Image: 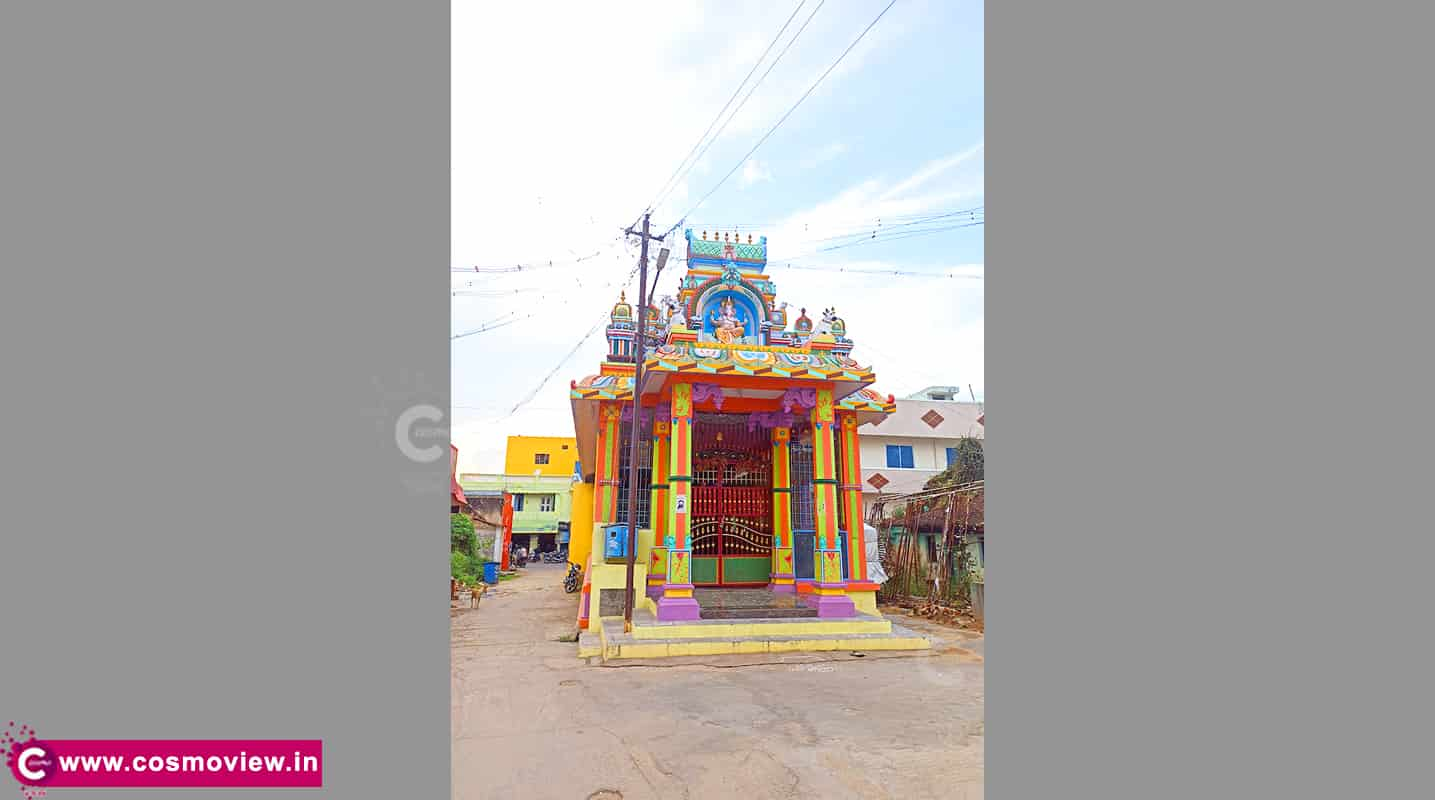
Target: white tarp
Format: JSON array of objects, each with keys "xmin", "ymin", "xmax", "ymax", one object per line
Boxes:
[{"xmin": 865, "ymin": 523, "xmax": 888, "ymax": 584}]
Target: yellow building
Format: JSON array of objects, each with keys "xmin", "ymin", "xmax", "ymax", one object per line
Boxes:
[
  {"xmin": 502, "ymin": 435, "xmax": 579, "ymax": 477},
  {"xmin": 460, "ymin": 435, "xmax": 582, "ymax": 556}
]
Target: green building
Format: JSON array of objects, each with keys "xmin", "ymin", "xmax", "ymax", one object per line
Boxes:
[{"xmin": 458, "ymin": 473, "xmax": 576, "ymax": 555}]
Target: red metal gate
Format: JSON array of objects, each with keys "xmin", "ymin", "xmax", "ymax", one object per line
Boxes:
[{"xmin": 690, "ymin": 417, "xmax": 772, "ymax": 585}]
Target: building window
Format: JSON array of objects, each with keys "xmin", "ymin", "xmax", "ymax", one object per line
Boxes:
[
  {"xmin": 561, "ymin": 444, "xmax": 569, "ymax": 450},
  {"xmin": 946, "ymin": 447, "xmax": 959, "ymax": 467},
  {"xmin": 885, "ymin": 444, "xmax": 915, "ymax": 469},
  {"xmin": 535, "ymin": 453, "xmax": 550, "ymax": 465},
  {"xmin": 539, "ymin": 494, "xmax": 556, "ymax": 513},
  {"xmin": 511, "ymin": 494, "xmax": 524, "ymax": 511}
]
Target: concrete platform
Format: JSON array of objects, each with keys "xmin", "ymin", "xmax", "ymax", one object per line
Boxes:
[{"xmin": 592, "ymin": 612, "xmax": 933, "ymax": 662}]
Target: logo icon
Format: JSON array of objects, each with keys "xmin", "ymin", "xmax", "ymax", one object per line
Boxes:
[{"xmin": 4, "ymin": 722, "xmax": 52, "ymax": 798}]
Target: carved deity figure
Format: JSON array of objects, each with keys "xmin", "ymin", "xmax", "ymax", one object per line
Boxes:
[
  {"xmin": 709, "ymin": 297, "xmax": 745, "ymax": 344},
  {"xmin": 769, "ymin": 300, "xmax": 789, "ymax": 328},
  {"xmin": 659, "ymin": 294, "xmax": 686, "ymax": 331}
]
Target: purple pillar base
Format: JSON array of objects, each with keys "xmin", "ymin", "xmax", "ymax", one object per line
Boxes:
[
  {"xmin": 808, "ymin": 594, "xmax": 857, "ymax": 618},
  {"xmin": 803, "ymin": 583, "xmax": 857, "ymax": 618},
  {"xmin": 656, "ymin": 586, "xmax": 702, "ymax": 621},
  {"xmin": 769, "ymin": 573, "xmax": 797, "ymax": 593},
  {"xmin": 646, "ymin": 582, "xmax": 665, "ymax": 601}
]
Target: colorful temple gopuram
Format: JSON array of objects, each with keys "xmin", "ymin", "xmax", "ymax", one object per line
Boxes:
[{"xmin": 569, "ymin": 230, "xmax": 932, "ymax": 659}]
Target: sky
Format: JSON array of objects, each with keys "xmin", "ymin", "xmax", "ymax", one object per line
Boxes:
[{"xmin": 452, "ymin": 0, "xmax": 983, "ymax": 474}]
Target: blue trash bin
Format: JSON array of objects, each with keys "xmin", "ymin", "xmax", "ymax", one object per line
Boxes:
[{"xmin": 482, "ymin": 561, "xmax": 499, "ymax": 584}]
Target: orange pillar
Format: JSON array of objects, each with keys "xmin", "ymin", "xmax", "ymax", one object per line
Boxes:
[
  {"xmin": 579, "ymin": 401, "xmax": 622, "ymax": 630},
  {"xmin": 656, "ymin": 382, "xmax": 700, "ymax": 620},
  {"xmin": 769, "ymin": 426, "xmax": 796, "ymax": 592},
  {"xmin": 838, "ymin": 411, "xmax": 867, "ymax": 581},
  {"xmin": 807, "ymin": 387, "xmax": 856, "ymax": 617},
  {"xmin": 646, "ymin": 417, "xmax": 671, "ymax": 600},
  {"xmin": 500, "ymin": 491, "xmax": 514, "ymax": 571}
]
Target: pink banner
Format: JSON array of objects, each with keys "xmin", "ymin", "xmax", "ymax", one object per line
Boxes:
[{"xmin": 7, "ymin": 739, "xmax": 322, "ymax": 788}]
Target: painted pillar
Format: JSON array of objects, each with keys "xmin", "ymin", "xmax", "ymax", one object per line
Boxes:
[
  {"xmin": 807, "ymin": 387, "xmax": 856, "ymax": 617},
  {"xmin": 838, "ymin": 412, "xmax": 867, "ymax": 581},
  {"xmin": 656, "ymin": 382, "xmax": 701, "ymax": 620},
  {"xmin": 594, "ymin": 402, "xmax": 622, "ymax": 526},
  {"xmin": 647, "ymin": 417, "xmax": 671, "ymax": 600},
  {"xmin": 500, "ymin": 491, "xmax": 514, "ymax": 572},
  {"xmin": 769, "ymin": 425, "xmax": 796, "ymax": 592},
  {"xmin": 580, "ymin": 401, "xmax": 622, "ymax": 630}
]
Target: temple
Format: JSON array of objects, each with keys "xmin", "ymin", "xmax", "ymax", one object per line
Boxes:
[{"xmin": 568, "ymin": 230, "xmax": 929, "ymax": 658}]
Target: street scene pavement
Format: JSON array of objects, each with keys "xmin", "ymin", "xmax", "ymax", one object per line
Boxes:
[{"xmin": 452, "ymin": 563, "xmax": 984, "ymax": 800}]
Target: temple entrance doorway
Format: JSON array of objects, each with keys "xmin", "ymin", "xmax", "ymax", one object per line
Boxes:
[{"xmin": 690, "ymin": 413, "xmax": 772, "ymax": 586}]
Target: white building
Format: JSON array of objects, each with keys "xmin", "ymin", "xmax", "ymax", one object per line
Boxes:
[{"xmin": 858, "ymin": 386, "xmax": 984, "ymax": 515}]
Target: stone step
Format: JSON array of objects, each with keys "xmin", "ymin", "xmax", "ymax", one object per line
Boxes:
[
  {"xmin": 628, "ymin": 609, "xmax": 891, "ymax": 640},
  {"xmin": 596, "ymin": 620, "xmax": 934, "ymax": 662},
  {"xmin": 699, "ymin": 606, "xmax": 818, "ymax": 620}
]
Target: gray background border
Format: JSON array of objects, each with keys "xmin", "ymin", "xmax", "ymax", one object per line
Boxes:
[
  {"xmin": 1, "ymin": 2, "xmax": 450, "ymax": 797},
  {"xmin": 991, "ymin": 1, "xmax": 1431, "ymax": 796}
]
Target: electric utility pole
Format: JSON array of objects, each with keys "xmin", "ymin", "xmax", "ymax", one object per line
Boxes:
[{"xmin": 620, "ymin": 211, "xmax": 667, "ymax": 631}]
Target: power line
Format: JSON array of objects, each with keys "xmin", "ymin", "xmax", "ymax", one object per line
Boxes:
[
  {"xmin": 751, "ymin": 211, "xmax": 981, "ymax": 263},
  {"xmin": 668, "ymin": 205, "xmax": 981, "ymax": 257},
  {"xmin": 449, "ymin": 236, "xmax": 625, "ymax": 273},
  {"xmin": 646, "ymin": 0, "xmax": 810, "ymax": 212},
  {"xmin": 669, "ymin": 253, "xmax": 981, "ymax": 280},
  {"xmin": 674, "ymin": 0, "xmax": 900, "ymax": 226},
  {"xmin": 694, "ymin": 208, "xmax": 979, "ymax": 230},
  {"xmin": 503, "ymin": 258, "xmax": 643, "ymax": 417},
  {"xmin": 814, "ymin": 219, "xmax": 982, "ymax": 253},
  {"xmin": 800, "ymin": 206, "xmax": 984, "ymax": 245},
  {"xmin": 650, "ymin": 1, "xmax": 824, "ymax": 214},
  {"xmin": 451, "ymin": 312, "xmax": 528, "ymax": 340},
  {"xmin": 451, "ymin": 286, "xmax": 542, "ymax": 297},
  {"xmin": 779, "ymin": 262, "xmax": 984, "ymax": 279}
]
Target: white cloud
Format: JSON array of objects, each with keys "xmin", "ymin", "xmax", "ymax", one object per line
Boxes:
[
  {"xmin": 740, "ymin": 159, "xmax": 774, "ymax": 186},
  {"xmin": 878, "ymin": 141, "xmax": 985, "ymax": 202}
]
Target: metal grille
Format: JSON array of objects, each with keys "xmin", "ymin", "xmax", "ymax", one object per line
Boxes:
[
  {"xmin": 790, "ymin": 440, "xmax": 814, "ymax": 530},
  {"xmin": 615, "ymin": 419, "xmax": 652, "ymax": 528}
]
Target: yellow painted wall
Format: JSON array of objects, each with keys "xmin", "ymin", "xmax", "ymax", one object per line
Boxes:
[
  {"xmin": 503, "ymin": 435, "xmax": 579, "ymax": 477},
  {"xmin": 569, "ymin": 481, "xmax": 594, "ymax": 568}
]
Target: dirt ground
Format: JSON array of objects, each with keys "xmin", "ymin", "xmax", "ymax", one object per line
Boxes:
[{"xmin": 452, "ymin": 562, "xmax": 984, "ymax": 800}]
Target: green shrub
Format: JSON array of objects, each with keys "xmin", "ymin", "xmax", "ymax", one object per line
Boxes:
[
  {"xmin": 451, "ymin": 513, "xmax": 476, "ymax": 555},
  {"xmin": 451, "ymin": 551, "xmax": 474, "ymax": 580}
]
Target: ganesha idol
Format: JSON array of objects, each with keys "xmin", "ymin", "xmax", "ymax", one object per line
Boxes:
[{"xmin": 708, "ymin": 297, "xmax": 746, "ymax": 345}]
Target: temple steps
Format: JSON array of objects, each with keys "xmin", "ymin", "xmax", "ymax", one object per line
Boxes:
[
  {"xmin": 699, "ymin": 606, "xmax": 817, "ymax": 620},
  {"xmin": 591, "ymin": 618, "xmax": 932, "ymax": 662},
  {"xmin": 629, "ymin": 608, "xmax": 891, "ymax": 639},
  {"xmin": 583, "ymin": 612, "xmax": 934, "ymax": 662}
]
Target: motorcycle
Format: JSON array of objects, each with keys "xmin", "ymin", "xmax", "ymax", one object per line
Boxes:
[{"xmin": 563, "ymin": 562, "xmax": 582, "ymax": 594}]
